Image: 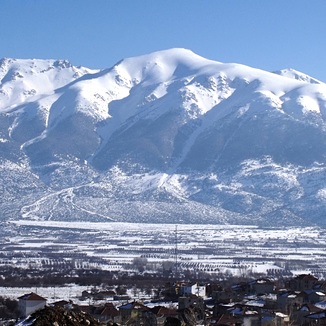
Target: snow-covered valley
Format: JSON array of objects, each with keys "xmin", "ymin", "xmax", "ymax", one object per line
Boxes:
[{"xmin": 2, "ymin": 220, "xmax": 326, "ymax": 280}]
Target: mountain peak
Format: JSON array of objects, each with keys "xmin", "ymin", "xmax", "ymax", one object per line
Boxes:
[
  {"xmin": 273, "ymin": 68, "xmax": 322, "ymax": 84},
  {"xmin": 0, "ymin": 57, "xmax": 97, "ymax": 111},
  {"xmin": 112, "ymin": 48, "xmax": 220, "ymax": 85},
  {"xmin": 122, "ymin": 48, "xmax": 215, "ymax": 65}
]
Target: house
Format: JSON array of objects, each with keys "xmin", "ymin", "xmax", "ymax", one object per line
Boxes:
[
  {"xmin": 292, "ymin": 303, "xmax": 323, "ymax": 325},
  {"xmin": 179, "ymin": 294, "xmax": 205, "ymax": 310},
  {"xmin": 81, "ymin": 290, "xmax": 92, "ymax": 299},
  {"xmin": 178, "ymin": 282, "xmax": 206, "ymax": 297},
  {"xmin": 261, "ymin": 312, "xmax": 275, "ymax": 326},
  {"xmin": 274, "ymin": 312, "xmax": 290, "ymax": 326},
  {"xmin": 214, "ymin": 302, "xmax": 239, "ymax": 320},
  {"xmin": 304, "ymin": 290, "xmax": 326, "ymax": 304},
  {"xmin": 92, "ymin": 302, "xmax": 121, "ymax": 324},
  {"xmin": 213, "ymin": 302, "xmax": 275, "ymax": 326},
  {"xmin": 277, "ymin": 290, "xmax": 304, "ymax": 314},
  {"xmin": 305, "ymin": 310, "xmax": 326, "ymax": 325},
  {"xmin": 150, "ymin": 306, "xmax": 179, "ymax": 326},
  {"xmin": 213, "ymin": 289, "xmax": 238, "ymax": 303},
  {"xmin": 113, "ymin": 294, "xmax": 130, "ymax": 301},
  {"xmin": 214, "ymin": 313, "xmax": 242, "ymax": 325},
  {"xmin": 250, "ymin": 278, "xmax": 275, "ymax": 295},
  {"xmin": 227, "ymin": 304, "xmax": 261, "ymax": 325},
  {"xmin": 231, "ymin": 282, "xmax": 251, "ymax": 296},
  {"xmin": 118, "ymin": 301, "xmax": 152, "ymax": 324},
  {"xmin": 93, "ymin": 290, "xmax": 116, "ymax": 301},
  {"xmin": 18, "ymin": 292, "xmax": 47, "ymax": 317},
  {"xmin": 288, "ymin": 274, "xmax": 318, "ymax": 291}
]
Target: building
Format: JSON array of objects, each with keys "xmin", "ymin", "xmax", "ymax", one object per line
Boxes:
[
  {"xmin": 151, "ymin": 306, "xmax": 179, "ymax": 326},
  {"xmin": 251, "ymin": 278, "xmax": 275, "ymax": 295},
  {"xmin": 118, "ymin": 301, "xmax": 153, "ymax": 324},
  {"xmin": 179, "ymin": 282, "xmax": 206, "ymax": 297},
  {"xmin": 289, "ymin": 274, "xmax": 318, "ymax": 291},
  {"xmin": 91, "ymin": 302, "xmax": 121, "ymax": 324},
  {"xmin": 304, "ymin": 290, "xmax": 326, "ymax": 304},
  {"xmin": 18, "ymin": 292, "xmax": 47, "ymax": 317},
  {"xmin": 277, "ymin": 290, "xmax": 304, "ymax": 314}
]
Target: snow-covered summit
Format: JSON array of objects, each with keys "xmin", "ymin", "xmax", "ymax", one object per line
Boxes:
[
  {"xmin": 273, "ymin": 68, "xmax": 323, "ymax": 85},
  {"xmin": 112, "ymin": 48, "xmax": 310, "ymax": 92},
  {"xmin": 112, "ymin": 48, "xmax": 219, "ymax": 84},
  {"xmin": 0, "ymin": 57, "xmax": 96, "ymax": 111}
]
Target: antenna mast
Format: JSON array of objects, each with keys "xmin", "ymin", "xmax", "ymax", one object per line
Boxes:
[{"xmin": 175, "ymin": 225, "xmax": 178, "ymax": 279}]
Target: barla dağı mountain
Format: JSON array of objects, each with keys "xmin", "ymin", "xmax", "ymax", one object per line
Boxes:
[{"xmin": 1, "ymin": 48, "xmax": 326, "ymax": 226}]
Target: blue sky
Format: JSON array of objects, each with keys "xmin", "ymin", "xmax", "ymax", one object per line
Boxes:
[{"xmin": 1, "ymin": 0, "xmax": 325, "ymax": 81}]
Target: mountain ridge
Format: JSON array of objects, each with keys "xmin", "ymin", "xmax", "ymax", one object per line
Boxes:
[{"xmin": 1, "ymin": 48, "xmax": 326, "ymax": 226}]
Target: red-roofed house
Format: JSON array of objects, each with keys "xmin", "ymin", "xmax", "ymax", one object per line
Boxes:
[
  {"xmin": 93, "ymin": 302, "xmax": 121, "ymax": 324},
  {"xmin": 18, "ymin": 292, "xmax": 47, "ymax": 317}
]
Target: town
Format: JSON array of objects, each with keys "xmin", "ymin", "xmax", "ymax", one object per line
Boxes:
[
  {"xmin": 3, "ymin": 222, "xmax": 326, "ymax": 324},
  {"xmin": 2, "ymin": 273, "xmax": 326, "ymax": 325}
]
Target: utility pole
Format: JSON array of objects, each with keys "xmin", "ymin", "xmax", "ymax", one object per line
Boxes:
[{"xmin": 175, "ymin": 225, "xmax": 178, "ymax": 279}]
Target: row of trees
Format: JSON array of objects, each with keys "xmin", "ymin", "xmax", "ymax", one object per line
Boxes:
[{"xmin": 0, "ymin": 297, "xmax": 19, "ymax": 321}]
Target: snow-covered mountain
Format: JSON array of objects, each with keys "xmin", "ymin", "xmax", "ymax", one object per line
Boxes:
[{"xmin": 1, "ymin": 49, "xmax": 326, "ymax": 226}]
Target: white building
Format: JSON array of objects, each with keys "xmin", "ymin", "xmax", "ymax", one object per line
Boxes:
[
  {"xmin": 180, "ymin": 282, "xmax": 206, "ymax": 297},
  {"xmin": 18, "ymin": 292, "xmax": 47, "ymax": 317}
]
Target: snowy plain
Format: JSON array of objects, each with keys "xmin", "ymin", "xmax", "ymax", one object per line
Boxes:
[{"xmin": 3, "ymin": 220, "xmax": 325, "ymax": 280}]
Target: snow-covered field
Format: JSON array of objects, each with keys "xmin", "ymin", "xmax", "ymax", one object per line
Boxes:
[
  {"xmin": 0, "ymin": 285, "xmax": 89, "ymax": 304},
  {"xmin": 2, "ymin": 220, "xmax": 326, "ymax": 280}
]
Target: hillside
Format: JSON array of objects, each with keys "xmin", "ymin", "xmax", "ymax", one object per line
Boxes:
[{"xmin": 1, "ymin": 49, "xmax": 326, "ymax": 226}]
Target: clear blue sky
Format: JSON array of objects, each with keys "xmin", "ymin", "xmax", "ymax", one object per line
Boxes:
[{"xmin": 1, "ymin": 0, "xmax": 325, "ymax": 81}]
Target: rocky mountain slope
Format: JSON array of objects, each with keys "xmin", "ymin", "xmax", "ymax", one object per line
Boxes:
[{"xmin": 1, "ymin": 49, "xmax": 326, "ymax": 226}]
